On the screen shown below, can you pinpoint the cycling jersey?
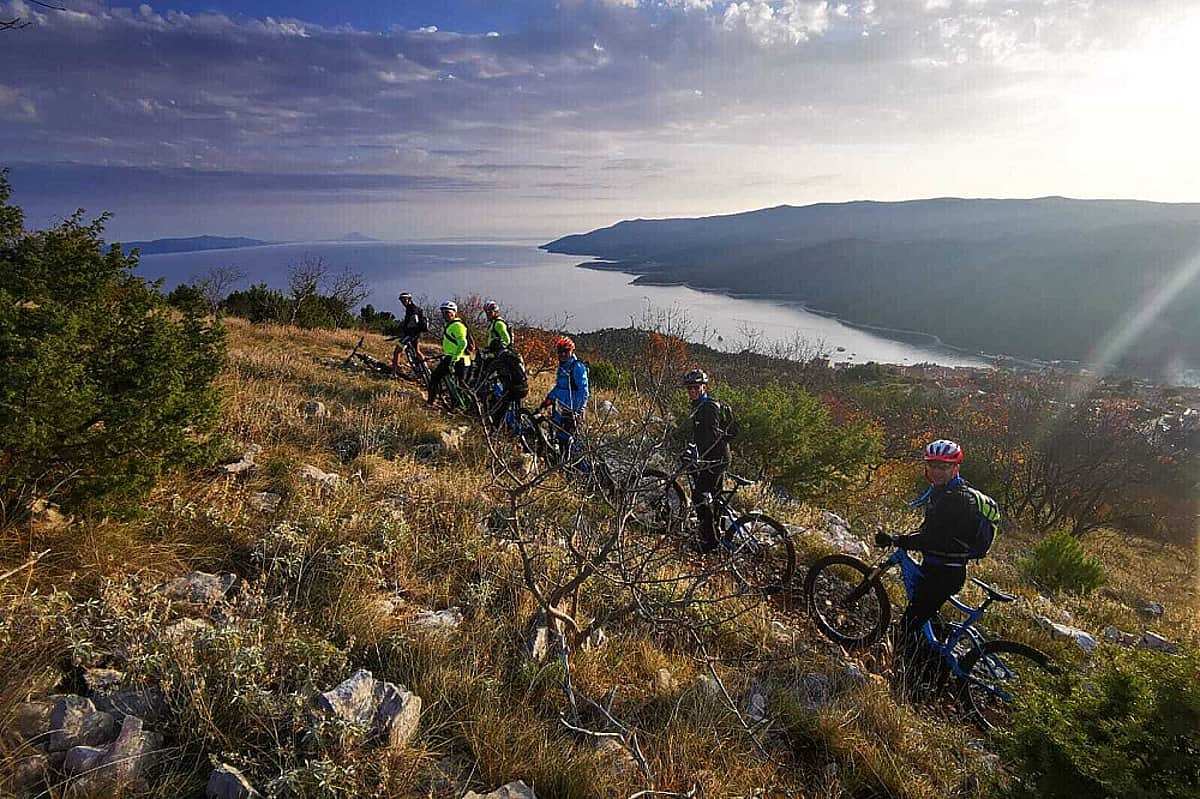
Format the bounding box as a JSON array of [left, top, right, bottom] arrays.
[[486, 317, 512, 354], [442, 319, 470, 363]]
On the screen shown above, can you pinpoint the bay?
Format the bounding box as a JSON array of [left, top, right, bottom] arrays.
[[137, 241, 986, 368]]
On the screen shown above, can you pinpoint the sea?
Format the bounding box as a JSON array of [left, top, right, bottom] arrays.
[[137, 241, 987, 368]]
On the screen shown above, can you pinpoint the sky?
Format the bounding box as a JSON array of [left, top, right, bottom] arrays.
[[1, 0, 1197, 241]]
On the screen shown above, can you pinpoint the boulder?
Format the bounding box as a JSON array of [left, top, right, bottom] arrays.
[[1136, 600, 1165, 621], [301, 400, 327, 418], [92, 684, 167, 724], [795, 672, 835, 711], [248, 491, 282, 513], [410, 607, 464, 634], [1102, 625, 1140, 647], [313, 669, 421, 749], [1136, 631, 1180, 654], [207, 763, 262, 799], [821, 511, 851, 538], [8, 699, 55, 748], [163, 571, 237, 605], [1041, 618, 1098, 653], [463, 780, 538, 799], [48, 696, 117, 753], [64, 714, 161, 798], [222, 444, 261, 475], [299, 464, 340, 490]]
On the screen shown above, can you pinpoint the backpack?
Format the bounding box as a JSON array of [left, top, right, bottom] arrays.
[[711, 398, 739, 442], [963, 485, 1001, 559]]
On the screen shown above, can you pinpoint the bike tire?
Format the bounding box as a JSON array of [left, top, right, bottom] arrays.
[[628, 469, 687, 535], [803, 553, 891, 649], [727, 512, 796, 594], [958, 639, 1053, 732], [515, 408, 554, 461]]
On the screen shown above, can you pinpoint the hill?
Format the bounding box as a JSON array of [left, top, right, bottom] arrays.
[[544, 198, 1200, 374], [122, 234, 275, 255]]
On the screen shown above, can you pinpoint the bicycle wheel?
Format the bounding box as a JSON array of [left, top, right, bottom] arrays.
[[726, 512, 796, 594], [803, 554, 891, 649], [627, 469, 687, 535], [515, 409, 554, 461], [958, 639, 1053, 731]]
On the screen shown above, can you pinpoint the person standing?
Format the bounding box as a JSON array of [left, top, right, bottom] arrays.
[[539, 337, 589, 462], [682, 368, 733, 553], [427, 300, 470, 405], [483, 299, 512, 355], [391, 292, 428, 378]]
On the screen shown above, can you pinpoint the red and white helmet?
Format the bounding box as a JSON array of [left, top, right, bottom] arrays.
[[924, 439, 963, 464]]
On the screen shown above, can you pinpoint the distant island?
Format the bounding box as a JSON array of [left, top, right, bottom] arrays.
[[123, 235, 276, 255], [544, 197, 1200, 376], [335, 232, 380, 242]]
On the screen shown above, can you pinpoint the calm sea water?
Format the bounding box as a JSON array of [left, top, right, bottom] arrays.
[[137, 241, 986, 368]]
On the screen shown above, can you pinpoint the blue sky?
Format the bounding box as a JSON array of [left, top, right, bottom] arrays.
[[1, 0, 1196, 240]]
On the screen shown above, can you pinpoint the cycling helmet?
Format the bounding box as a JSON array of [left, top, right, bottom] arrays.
[[556, 336, 575, 351], [681, 368, 709, 386], [924, 439, 964, 464], [439, 300, 458, 313], [398, 292, 413, 302], [484, 299, 499, 313]]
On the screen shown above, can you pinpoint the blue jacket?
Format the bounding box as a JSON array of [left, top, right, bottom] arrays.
[[547, 356, 589, 412]]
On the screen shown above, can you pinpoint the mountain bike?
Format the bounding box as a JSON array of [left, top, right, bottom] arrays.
[[343, 336, 395, 378], [804, 544, 1053, 729], [479, 378, 552, 459], [387, 335, 432, 388], [429, 362, 479, 416], [629, 459, 795, 595]]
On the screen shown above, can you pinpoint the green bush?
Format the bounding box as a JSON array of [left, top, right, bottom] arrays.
[[222, 282, 290, 324], [0, 168, 225, 515], [1021, 529, 1105, 594], [588, 358, 623, 390], [704, 381, 880, 502], [999, 648, 1200, 799]]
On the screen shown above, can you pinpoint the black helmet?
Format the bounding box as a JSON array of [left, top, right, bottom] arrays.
[[681, 368, 709, 387], [398, 292, 413, 302]]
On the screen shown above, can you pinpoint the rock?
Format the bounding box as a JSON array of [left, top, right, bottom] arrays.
[[821, 511, 851, 537], [48, 697, 117, 753], [463, 780, 538, 799], [11, 754, 49, 797], [92, 685, 167, 724], [163, 571, 237, 605], [1102, 625, 1140, 647], [1136, 600, 1165, 620], [301, 400, 327, 418], [1030, 595, 1072, 624], [842, 663, 870, 686], [207, 763, 262, 799], [222, 444, 262, 475], [1041, 618, 1098, 653], [595, 737, 639, 778], [410, 607, 464, 634], [248, 491, 282, 513], [8, 699, 55, 748], [64, 714, 161, 797], [694, 673, 722, 699], [652, 668, 676, 695], [795, 673, 835, 710], [746, 687, 769, 724], [83, 668, 124, 694], [1136, 631, 1180, 654], [597, 400, 617, 418], [313, 669, 421, 749], [299, 463, 340, 489], [30, 497, 70, 529], [439, 426, 469, 452]]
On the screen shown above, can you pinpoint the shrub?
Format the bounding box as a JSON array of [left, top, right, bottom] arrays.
[[224, 282, 290, 324], [709, 381, 880, 502], [999, 648, 1200, 799], [0, 168, 225, 515], [588, 358, 622, 390], [1021, 529, 1105, 594]]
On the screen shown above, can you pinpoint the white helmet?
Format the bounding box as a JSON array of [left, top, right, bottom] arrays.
[[439, 300, 458, 313], [484, 299, 499, 312]]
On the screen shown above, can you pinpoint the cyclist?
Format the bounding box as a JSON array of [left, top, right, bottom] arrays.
[[483, 300, 512, 355], [682, 368, 732, 553], [427, 300, 471, 406], [875, 439, 979, 688], [391, 292, 428, 378], [539, 337, 589, 462], [480, 346, 529, 428]]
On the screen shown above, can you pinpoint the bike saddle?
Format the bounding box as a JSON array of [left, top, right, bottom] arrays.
[[970, 577, 1016, 603], [728, 473, 755, 487]]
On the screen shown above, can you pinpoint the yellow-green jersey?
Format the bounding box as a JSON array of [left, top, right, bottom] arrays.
[[486, 317, 512, 354], [442, 319, 470, 363]]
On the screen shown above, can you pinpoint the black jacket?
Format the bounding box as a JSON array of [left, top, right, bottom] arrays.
[[689, 396, 729, 469], [487, 348, 528, 396], [895, 480, 978, 560], [400, 303, 428, 337]]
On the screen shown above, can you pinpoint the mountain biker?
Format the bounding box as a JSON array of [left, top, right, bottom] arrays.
[[539, 337, 589, 461], [483, 300, 512, 355], [391, 292, 428, 378], [479, 346, 529, 428], [683, 368, 732, 553], [427, 300, 471, 405], [875, 439, 979, 688]]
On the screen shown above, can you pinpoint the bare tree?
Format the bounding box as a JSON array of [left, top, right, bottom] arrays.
[[191, 264, 246, 315], [326, 267, 369, 322], [286, 256, 328, 326]]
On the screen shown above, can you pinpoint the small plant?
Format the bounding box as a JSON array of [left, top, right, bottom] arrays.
[[1021, 530, 1105, 594], [587, 358, 623, 390], [998, 648, 1200, 799]]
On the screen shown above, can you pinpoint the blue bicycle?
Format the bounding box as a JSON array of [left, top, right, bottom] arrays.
[[803, 545, 1052, 729]]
